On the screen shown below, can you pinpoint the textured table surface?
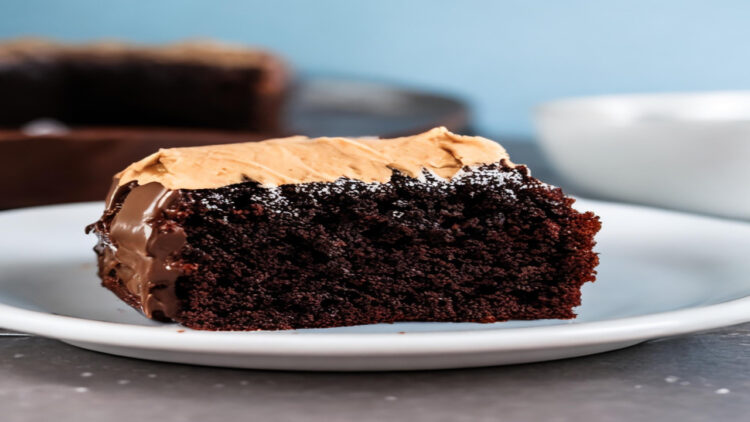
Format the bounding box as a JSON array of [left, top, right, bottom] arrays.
[[2, 139, 749, 422]]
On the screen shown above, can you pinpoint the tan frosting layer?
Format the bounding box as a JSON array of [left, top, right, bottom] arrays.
[[116, 127, 511, 190]]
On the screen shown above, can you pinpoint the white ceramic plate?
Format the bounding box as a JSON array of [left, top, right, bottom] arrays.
[[1, 200, 749, 371]]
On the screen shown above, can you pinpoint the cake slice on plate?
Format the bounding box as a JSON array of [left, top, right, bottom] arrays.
[[87, 127, 601, 330]]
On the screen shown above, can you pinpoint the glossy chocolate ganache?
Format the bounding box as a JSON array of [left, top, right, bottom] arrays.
[[91, 182, 186, 320]]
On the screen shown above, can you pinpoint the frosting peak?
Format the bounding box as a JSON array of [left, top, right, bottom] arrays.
[[116, 127, 511, 190]]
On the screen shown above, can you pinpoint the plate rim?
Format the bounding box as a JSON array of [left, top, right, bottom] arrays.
[[1, 295, 749, 356]]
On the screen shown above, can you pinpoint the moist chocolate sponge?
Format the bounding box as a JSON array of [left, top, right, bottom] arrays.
[[90, 162, 600, 330]]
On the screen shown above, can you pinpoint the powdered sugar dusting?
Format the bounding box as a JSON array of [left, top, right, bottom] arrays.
[[193, 163, 554, 215], [259, 164, 541, 209]]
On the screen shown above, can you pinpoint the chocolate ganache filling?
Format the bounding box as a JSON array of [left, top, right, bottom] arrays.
[[88, 181, 186, 320]]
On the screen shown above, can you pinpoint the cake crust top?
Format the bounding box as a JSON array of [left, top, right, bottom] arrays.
[[115, 127, 511, 189]]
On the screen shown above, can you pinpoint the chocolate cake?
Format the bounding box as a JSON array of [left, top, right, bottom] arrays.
[[87, 127, 601, 330], [0, 39, 287, 131]]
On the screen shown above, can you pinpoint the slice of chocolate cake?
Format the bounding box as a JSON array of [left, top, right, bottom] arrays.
[[87, 127, 601, 330]]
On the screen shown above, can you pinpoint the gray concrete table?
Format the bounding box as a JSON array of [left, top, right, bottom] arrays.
[[2, 139, 749, 422]]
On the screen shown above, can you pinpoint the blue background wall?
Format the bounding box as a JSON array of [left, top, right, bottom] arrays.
[[2, 0, 749, 136]]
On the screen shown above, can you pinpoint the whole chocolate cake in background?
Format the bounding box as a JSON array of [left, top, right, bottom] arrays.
[[0, 39, 287, 130], [87, 127, 601, 331], [0, 38, 289, 209]]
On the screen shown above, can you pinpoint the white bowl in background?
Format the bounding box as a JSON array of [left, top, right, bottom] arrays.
[[534, 91, 750, 220]]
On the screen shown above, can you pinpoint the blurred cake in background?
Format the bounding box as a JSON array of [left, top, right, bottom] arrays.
[[0, 39, 289, 209], [0, 39, 287, 130]]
